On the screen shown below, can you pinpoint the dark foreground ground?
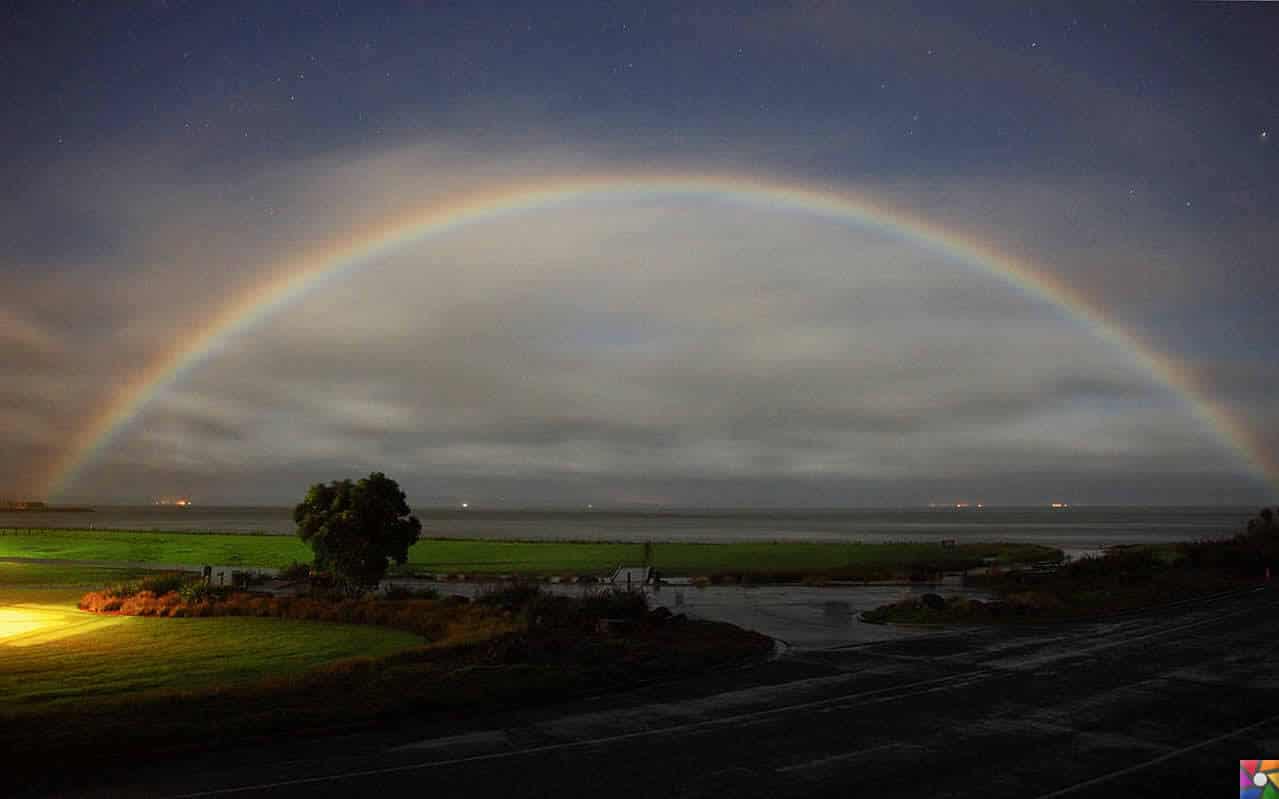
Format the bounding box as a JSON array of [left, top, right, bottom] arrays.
[[33, 586, 1278, 798]]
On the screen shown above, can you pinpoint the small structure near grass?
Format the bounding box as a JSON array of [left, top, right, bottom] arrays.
[[608, 565, 654, 591], [205, 565, 254, 589]]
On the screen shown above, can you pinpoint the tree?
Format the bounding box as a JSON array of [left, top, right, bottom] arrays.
[[1247, 507, 1277, 538], [293, 472, 422, 596]]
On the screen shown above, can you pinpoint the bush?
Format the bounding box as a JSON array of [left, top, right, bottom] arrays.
[[578, 588, 649, 620], [279, 561, 312, 581], [103, 580, 140, 599], [383, 584, 440, 600], [179, 582, 231, 604], [475, 582, 543, 611], [103, 572, 196, 599], [920, 593, 945, 610], [138, 572, 195, 595], [1005, 591, 1066, 612], [1177, 534, 1279, 578], [1063, 547, 1164, 581], [525, 593, 579, 629]]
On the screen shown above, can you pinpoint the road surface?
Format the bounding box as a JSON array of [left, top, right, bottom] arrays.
[[39, 586, 1279, 798]]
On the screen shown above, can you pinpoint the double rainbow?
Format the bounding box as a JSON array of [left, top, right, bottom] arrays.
[[43, 173, 1276, 498]]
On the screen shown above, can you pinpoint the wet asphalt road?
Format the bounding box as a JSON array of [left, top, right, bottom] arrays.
[[51, 586, 1279, 798]]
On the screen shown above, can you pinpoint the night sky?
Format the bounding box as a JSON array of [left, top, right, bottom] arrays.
[[2, 1, 1277, 506]]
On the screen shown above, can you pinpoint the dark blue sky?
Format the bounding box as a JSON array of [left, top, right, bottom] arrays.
[[6, 4, 1275, 170], [2, 2, 1276, 504]]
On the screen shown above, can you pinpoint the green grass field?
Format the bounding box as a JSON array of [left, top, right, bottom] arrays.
[[0, 528, 308, 567], [0, 528, 1059, 577], [0, 560, 772, 778], [0, 563, 423, 714]]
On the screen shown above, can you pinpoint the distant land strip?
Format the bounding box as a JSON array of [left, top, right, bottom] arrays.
[[0, 501, 92, 512], [0, 528, 1057, 580]]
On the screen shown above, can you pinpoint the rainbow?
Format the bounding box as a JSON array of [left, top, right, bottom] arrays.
[[43, 172, 1277, 498]]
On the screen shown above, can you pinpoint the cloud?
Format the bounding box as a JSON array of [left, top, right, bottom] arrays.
[[50, 175, 1257, 504], [1, 122, 1271, 504]]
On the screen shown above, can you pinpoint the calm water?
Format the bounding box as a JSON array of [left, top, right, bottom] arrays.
[[389, 577, 980, 648], [0, 506, 1255, 556]]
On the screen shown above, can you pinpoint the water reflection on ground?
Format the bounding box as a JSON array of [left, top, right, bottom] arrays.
[[648, 582, 993, 648], [395, 579, 991, 649]]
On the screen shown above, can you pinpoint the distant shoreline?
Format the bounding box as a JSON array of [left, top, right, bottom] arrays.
[[0, 505, 93, 513]]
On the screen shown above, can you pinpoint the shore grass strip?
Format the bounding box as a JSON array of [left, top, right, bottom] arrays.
[[0, 528, 1058, 577]]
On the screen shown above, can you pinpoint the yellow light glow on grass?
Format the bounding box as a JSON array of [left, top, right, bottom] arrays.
[[0, 608, 46, 640], [0, 604, 127, 648]]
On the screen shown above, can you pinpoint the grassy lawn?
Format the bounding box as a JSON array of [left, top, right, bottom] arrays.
[[0, 528, 308, 566], [411, 538, 640, 574], [0, 563, 423, 715], [1, 561, 773, 786], [409, 539, 1057, 578], [0, 560, 152, 587], [0, 528, 1059, 578]]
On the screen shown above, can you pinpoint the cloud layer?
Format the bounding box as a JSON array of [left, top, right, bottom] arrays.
[[11, 145, 1265, 506], [4, 3, 1277, 505]]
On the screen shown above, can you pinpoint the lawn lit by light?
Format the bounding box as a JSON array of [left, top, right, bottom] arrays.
[[0, 563, 425, 714], [0, 603, 127, 648]]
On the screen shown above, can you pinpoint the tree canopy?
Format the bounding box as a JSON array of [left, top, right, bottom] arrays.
[[293, 472, 422, 595]]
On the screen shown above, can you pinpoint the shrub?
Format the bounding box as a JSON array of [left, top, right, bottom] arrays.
[[279, 561, 312, 581], [1005, 591, 1066, 612], [525, 593, 579, 629], [1064, 548, 1164, 581], [177, 581, 230, 604], [475, 582, 543, 611], [383, 584, 441, 600], [138, 573, 191, 595], [1173, 534, 1279, 578], [103, 579, 141, 599], [101, 572, 195, 600], [578, 588, 649, 620]]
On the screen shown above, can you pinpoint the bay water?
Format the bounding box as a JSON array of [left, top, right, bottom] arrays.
[[0, 505, 1256, 558]]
